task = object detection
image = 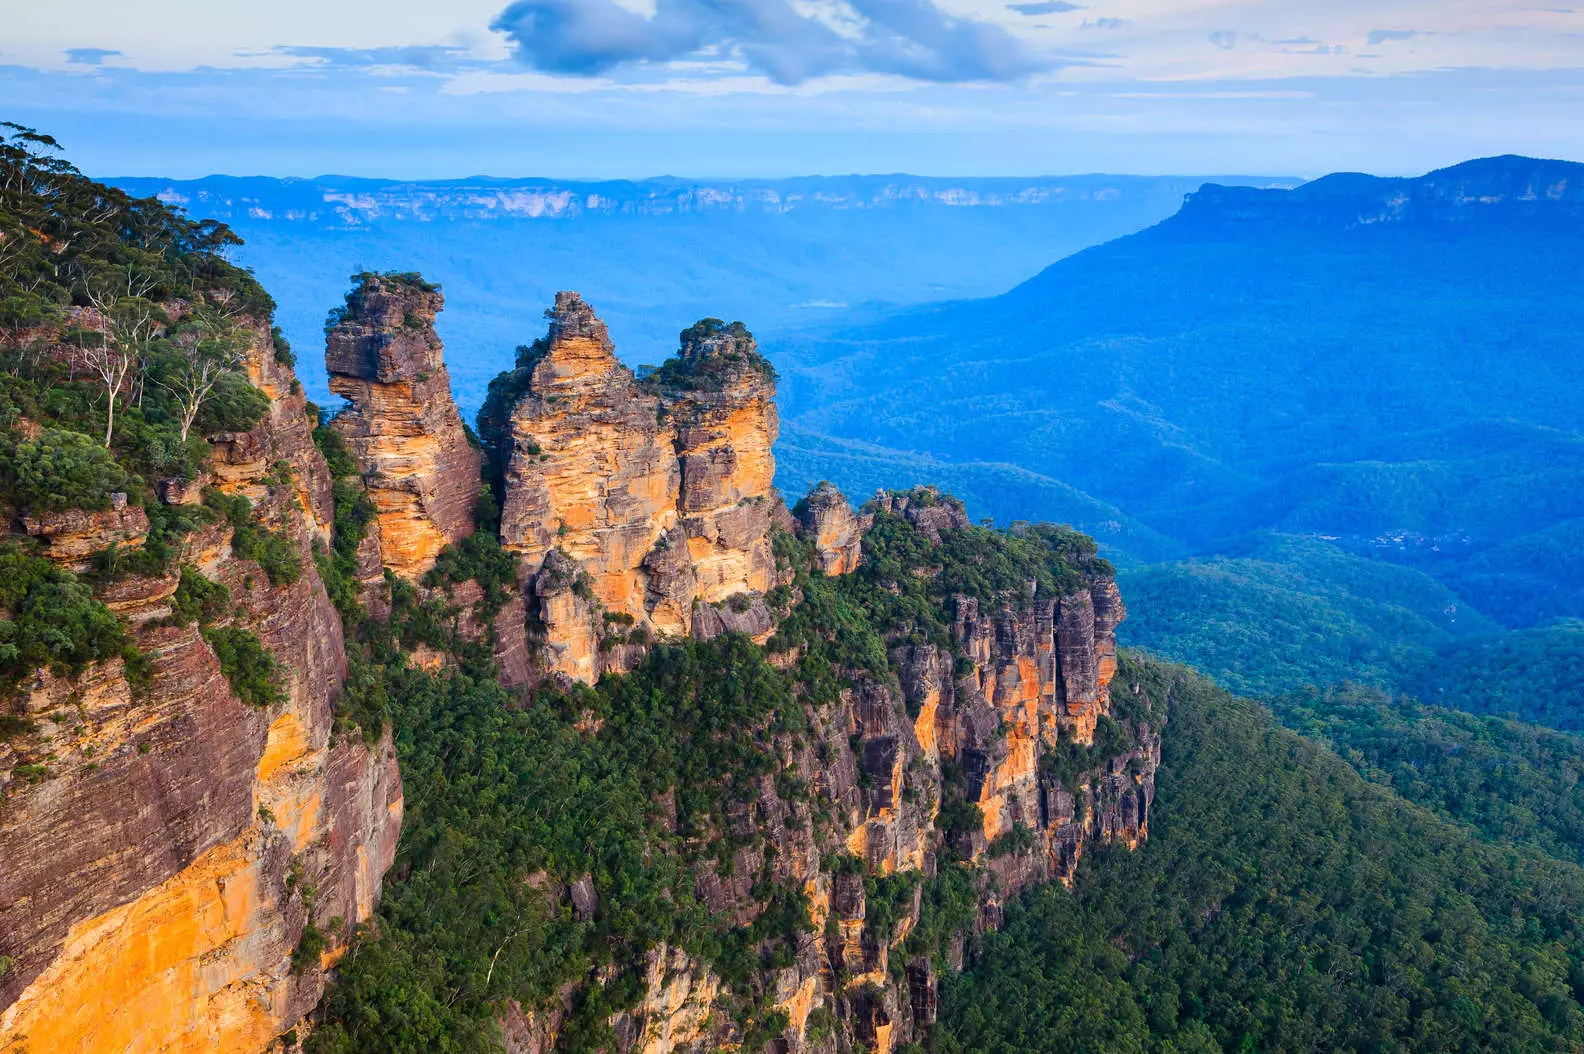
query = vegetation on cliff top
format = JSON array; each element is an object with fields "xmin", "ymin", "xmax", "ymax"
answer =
[{"xmin": 0, "ymin": 128, "xmax": 295, "ymax": 724}]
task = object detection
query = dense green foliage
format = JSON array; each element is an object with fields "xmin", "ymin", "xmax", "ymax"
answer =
[
  {"xmin": 1120, "ymin": 534, "xmax": 1584, "ymax": 733},
  {"xmin": 307, "ymin": 479, "xmax": 1116, "ymax": 1051},
  {"xmin": 932, "ymin": 657, "xmax": 1584, "ymax": 1053},
  {"xmin": 309, "ymin": 637, "xmax": 811, "ymax": 1053},
  {"xmin": 3, "ymin": 427, "xmax": 135, "ymax": 513},
  {"xmin": 207, "ymin": 490, "xmax": 302, "ymax": 588},
  {"xmin": 1119, "ymin": 534, "xmax": 1489, "ymax": 697},
  {"xmin": 1416, "ymin": 621, "xmax": 1584, "ymax": 731},
  {"xmin": 1271, "ymin": 684, "xmax": 1584, "ymax": 868},
  {"xmin": 202, "ymin": 625, "xmax": 284, "ymax": 708},
  {"xmin": 0, "ymin": 125, "xmax": 273, "ymax": 593},
  {"xmin": 0, "ymin": 124, "xmax": 269, "ymax": 332},
  {"xmin": 0, "ymin": 543, "xmax": 132, "ymax": 688},
  {"xmin": 168, "ymin": 565, "xmax": 231, "ymax": 627},
  {"xmin": 422, "ymin": 522, "xmax": 519, "ymax": 619}
]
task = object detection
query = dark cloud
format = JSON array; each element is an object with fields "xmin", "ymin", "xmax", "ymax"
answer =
[
  {"xmin": 1006, "ymin": 1, "xmax": 1083, "ymax": 14},
  {"xmin": 64, "ymin": 47, "xmax": 121, "ymax": 66},
  {"xmin": 271, "ymin": 45, "xmax": 478, "ymax": 70},
  {"xmin": 490, "ymin": 0, "xmax": 1056, "ymax": 84},
  {"xmin": 1367, "ymin": 29, "xmax": 1427, "ymax": 45}
]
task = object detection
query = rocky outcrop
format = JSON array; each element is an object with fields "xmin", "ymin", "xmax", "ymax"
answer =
[
  {"xmin": 498, "ymin": 293, "xmax": 687, "ymax": 640},
  {"xmin": 326, "ymin": 273, "xmax": 480, "ymax": 581},
  {"xmin": 523, "ymin": 488, "xmax": 1157, "ymax": 1054},
  {"xmin": 21, "ymin": 497, "xmax": 148, "ymax": 571},
  {"xmin": 0, "ymin": 313, "xmax": 402, "ymax": 1054},
  {"xmin": 490, "ymin": 296, "xmax": 783, "ymax": 682},
  {"xmin": 796, "ymin": 482, "xmax": 867, "ymax": 576},
  {"xmin": 649, "ymin": 319, "xmax": 780, "ymax": 603}
]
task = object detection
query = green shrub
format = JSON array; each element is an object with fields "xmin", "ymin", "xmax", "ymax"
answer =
[
  {"xmin": 170, "ymin": 566, "xmax": 230, "ymax": 626},
  {"xmin": 0, "ymin": 544, "xmax": 129, "ymax": 684},
  {"xmin": 292, "ymin": 919, "xmax": 327, "ymax": 975},
  {"xmin": 211, "ymin": 492, "xmax": 301, "ymax": 587},
  {"xmin": 271, "ymin": 325, "xmax": 295, "ymax": 367},
  {"xmin": 424, "ymin": 530, "xmax": 519, "ymax": 620},
  {"xmin": 202, "ymin": 625, "xmax": 283, "ymax": 707},
  {"xmin": 6, "ymin": 427, "xmax": 133, "ymax": 513},
  {"xmin": 192, "ymin": 371, "xmax": 270, "ymax": 437}
]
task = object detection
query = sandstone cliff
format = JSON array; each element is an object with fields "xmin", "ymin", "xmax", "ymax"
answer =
[
  {"xmin": 0, "ymin": 311, "xmax": 401, "ymax": 1054},
  {"xmin": 489, "ymin": 485, "xmax": 1158, "ymax": 1054},
  {"xmin": 486, "ymin": 295, "xmax": 783, "ymax": 682},
  {"xmin": 2, "ymin": 255, "xmax": 1155, "ymax": 1054},
  {"xmin": 325, "ymin": 272, "xmax": 480, "ymax": 582},
  {"xmin": 796, "ymin": 481, "xmax": 868, "ymax": 576}
]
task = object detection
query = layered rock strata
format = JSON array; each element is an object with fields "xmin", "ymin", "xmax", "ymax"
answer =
[
  {"xmin": 490, "ymin": 295, "xmax": 782, "ymax": 682},
  {"xmin": 325, "ymin": 273, "xmax": 480, "ymax": 582},
  {"xmin": 0, "ymin": 314, "xmax": 402, "ymax": 1053},
  {"xmin": 504, "ymin": 487, "xmax": 1158, "ymax": 1054}
]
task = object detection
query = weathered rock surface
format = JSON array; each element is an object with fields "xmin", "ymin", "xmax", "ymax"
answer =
[
  {"xmin": 21, "ymin": 498, "xmax": 148, "ymax": 571},
  {"xmin": 500, "ymin": 489, "xmax": 1157, "ymax": 1054},
  {"xmin": 498, "ymin": 293, "xmax": 686, "ymax": 641},
  {"xmin": 0, "ymin": 314, "xmax": 402, "ymax": 1054},
  {"xmin": 491, "ymin": 296, "xmax": 783, "ymax": 682},
  {"xmin": 650, "ymin": 319, "xmax": 780, "ymax": 603},
  {"xmin": 796, "ymin": 481, "xmax": 867, "ymax": 576},
  {"xmin": 326, "ymin": 273, "xmax": 480, "ymax": 581}
]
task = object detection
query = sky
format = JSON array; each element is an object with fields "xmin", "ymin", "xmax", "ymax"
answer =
[{"xmin": 3, "ymin": 0, "xmax": 1582, "ymax": 179}]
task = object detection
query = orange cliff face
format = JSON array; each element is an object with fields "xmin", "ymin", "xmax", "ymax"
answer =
[
  {"xmin": 652, "ymin": 319, "xmax": 780, "ymax": 603},
  {"xmin": 872, "ymin": 490, "xmax": 1152, "ymax": 888},
  {"xmin": 497, "ymin": 292, "xmax": 690, "ymax": 636},
  {"xmin": 796, "ymin": 481, "xmax": 869, "ymax": 577},
  {"xmin": 325, "ymin": 273, "xmax": 481, "ymax": 582},
  {"xmin": 489, "ymin": 295, "xmax": 784, "ymax": 683},
  {"xmin": 0, "ymin": 317, "xmax": 402, "ymax": 1054}
]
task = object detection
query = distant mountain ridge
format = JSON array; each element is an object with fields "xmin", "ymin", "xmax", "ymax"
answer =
[
  {"xmin": 772, "ymin": 154, "xmax": 1584, "ymax": 629},
  {"xmin": 1180, "ymin": 155, "xmax": 1584, "ymax": 230},
  {"xmin": 112, "ymin": 172, "xmax": 1296, "ymax": 226},
  {"xmin": 103, "ymin": 171, "xmax": 1292, "ymax": 416}
]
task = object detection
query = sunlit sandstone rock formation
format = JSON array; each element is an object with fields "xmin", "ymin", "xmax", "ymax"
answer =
[
  {"xmin": 486, "ymin": 294, "xmax": 782, "ymax": 682},
  {"xmin": 0, "ymin": 278, "xmax": 1153, "ymax": 1054},
  {"xmin": 325, "ymin": 272, "xmax": 480, "ymax": 582}
]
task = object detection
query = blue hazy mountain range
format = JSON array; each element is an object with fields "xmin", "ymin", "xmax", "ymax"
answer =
[
  {"xmin": 113, "ymin": 159, "xmax": 1584, "ymax": 706},
  {"xmin": 772, "ymin": 156, "xmax": 1584, "ymax": 634},
  {"xmin": 107, "ymin": 172, "xmax": 1292, "ymax": 414}
]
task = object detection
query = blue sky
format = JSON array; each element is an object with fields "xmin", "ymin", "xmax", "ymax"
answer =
[{"xmin": 5, "ymin": 0, "xmax": 1583, "ymax": 178}]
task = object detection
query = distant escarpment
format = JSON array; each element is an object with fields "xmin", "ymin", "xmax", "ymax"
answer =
[{"xmin": 1182, "ymin": 154, "xmax": 1584, "ymax": 231}]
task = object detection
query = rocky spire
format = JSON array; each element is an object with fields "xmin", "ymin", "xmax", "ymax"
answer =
[
  {"xmin": 324, "ymin": 272, "xmax": 480, "ymax": 582},
  {"xmin": 492, "ymin": 296, "xmax": 788, "ymax": 682}
]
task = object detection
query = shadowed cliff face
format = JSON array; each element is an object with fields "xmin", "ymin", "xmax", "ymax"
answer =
[
  {"xmin": 0, "ymin": 313, "xmax": 402, "ymax": 1054},
  {"xmin": 325, "ymin": 273, "xmax": 480, "ymax": 583}
]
